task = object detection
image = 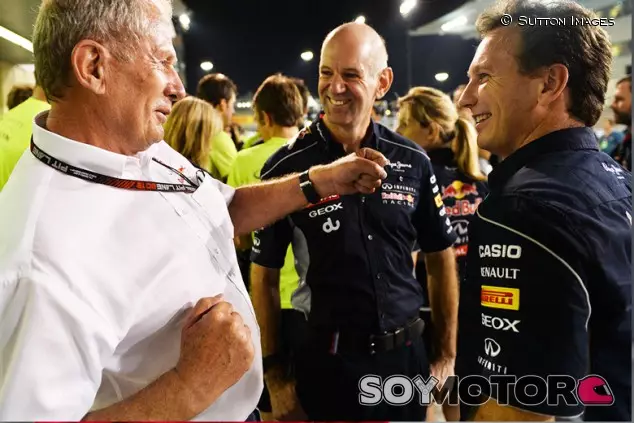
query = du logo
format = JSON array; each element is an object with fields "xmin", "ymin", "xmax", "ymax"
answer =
[{"xmin": 322, "ymin": 217, "xmax": 340, "ymax": 234}]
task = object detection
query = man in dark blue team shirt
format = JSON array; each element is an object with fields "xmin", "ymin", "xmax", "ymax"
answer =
[
  {"xmin": 251, "ymin": 22, "xmax": 459, "ymax": 421},
  {"xmin": 455, "ymin": 1, "xmax": 631, "ymax": 421}
]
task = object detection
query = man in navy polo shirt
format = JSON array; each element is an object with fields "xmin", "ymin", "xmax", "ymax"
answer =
[
  {"xmin": 251, "ymin": 22, "xmax": 459, "ymax": 421},
  {"xmin": 456, "ymin": 1, "xmax": 631, "ymax": 421}
]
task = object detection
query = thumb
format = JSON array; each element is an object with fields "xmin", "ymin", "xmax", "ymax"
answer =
[
  {"xmin": 358, "ymin": 147, "xmax": 389, "ymax": 167},
  {"xmin": 356, "ymin": 157, "xmax": 388, "ymax": 180},
  {"xmin": 183, "ymin": 294, "xmax": 224, "ymax": 329}
]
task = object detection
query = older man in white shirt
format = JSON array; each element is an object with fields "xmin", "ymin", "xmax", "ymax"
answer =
[{"xmin": 0, "ymin": 0, "xmax": 388, "ymax": 420}]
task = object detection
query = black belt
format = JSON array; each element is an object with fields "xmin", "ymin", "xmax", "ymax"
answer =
[{"xmin": 308, "ymin": 318, "xmax": 425, "ymax": 355}]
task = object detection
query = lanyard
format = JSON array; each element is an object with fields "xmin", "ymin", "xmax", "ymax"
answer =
[{"xmin": 30, "ymin": 138, "xmax": 202, "ymax": 193}]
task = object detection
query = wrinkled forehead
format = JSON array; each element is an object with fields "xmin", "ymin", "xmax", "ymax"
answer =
[
  {"xmin": 320, "ymin": 36, "xmax": 374, "ymax": 74},
  {"xmin": 146, "ymin": 20, "xmax": 177, "ymax": 54}
]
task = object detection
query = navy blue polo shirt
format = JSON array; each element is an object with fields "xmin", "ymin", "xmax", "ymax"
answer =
[
  {"xmin": 456, "ymin": 127, "xmax": 632, "ymax": 420},
  {"xmin": 415, "ymin": 148, "xmax": 489, "ymax": 308},
  {"xmin": 251, "ymin": 117, "xmax": 456, "ymax": 334}
]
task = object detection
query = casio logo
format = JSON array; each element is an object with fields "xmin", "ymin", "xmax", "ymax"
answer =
[
  {"xmin": 309, "ymin": 202, "xmax": 343, "ymax": 218},
  {"xmin": 479, "ymin": 244, "xmax": 522, "ymax": 259}
]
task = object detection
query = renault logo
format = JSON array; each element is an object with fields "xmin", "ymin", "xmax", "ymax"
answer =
[{"xmin": 484, "ymin": 338, "xmax": 501, "ymax": 357}]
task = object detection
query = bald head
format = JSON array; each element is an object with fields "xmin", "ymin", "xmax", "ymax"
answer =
[
  {"xmin": 321, "ymin": 23, "xmax": 388, "ymax": 76},
  {"xmin": 317, "ymin": 22, "xmax": 393, "ymax": 141}
]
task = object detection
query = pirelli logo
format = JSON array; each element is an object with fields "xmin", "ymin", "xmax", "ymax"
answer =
[{"xmin": 481, "ymin": 285, "xmax": 519, "ymax": 311}]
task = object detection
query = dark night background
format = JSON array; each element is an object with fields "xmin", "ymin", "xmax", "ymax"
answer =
[{"xmin": 180, "ymin": 0, "xmax": 478, "ymax": 99}]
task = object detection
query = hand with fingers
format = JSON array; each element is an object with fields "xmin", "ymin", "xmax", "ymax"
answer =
[
  {"xmin": 309, "ymin": 147, "xmax": 389, "ymax": 198},
  {"xmin": 174, "ymin": 295, "xmax": 255, "ymax": 412}
]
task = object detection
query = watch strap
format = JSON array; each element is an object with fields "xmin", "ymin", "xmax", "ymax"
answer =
[{"xmin": 299, "ymin": 170, "xmax": 322, "ymax": 204}]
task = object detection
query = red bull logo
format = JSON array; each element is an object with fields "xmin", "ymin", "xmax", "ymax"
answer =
[
  {"xmin": 382, "ymin": 192, "xmax": 414, "ymax": 204},
  {"xmin": 442, "ymin": 180, "xmax": 479, "ymax": 200}
]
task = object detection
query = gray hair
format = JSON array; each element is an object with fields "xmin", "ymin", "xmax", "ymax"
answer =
[{"xmin": 33, "ymin": 0, "xmax": 173, "ymax": 101}]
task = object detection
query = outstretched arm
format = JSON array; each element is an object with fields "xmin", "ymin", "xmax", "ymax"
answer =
[{"xmin": 229, "ymin": 148, "xmax": 388, "ymax": 236}]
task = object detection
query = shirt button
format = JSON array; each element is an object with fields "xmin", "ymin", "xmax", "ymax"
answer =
[
  {"xmin": 368, "ymin": 234, "xmax": 373, "ymax": 240},
  {"xmin": 361, "ymin": 197, "xmax": 366, "ymax": 203},
  {"xmin": 376, "ymin": 273, "xmax": 382, "ymax": 280}
]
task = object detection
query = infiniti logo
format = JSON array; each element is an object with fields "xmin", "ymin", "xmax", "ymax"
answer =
[
  {"xmin": 484, "ymin": 338, "xmax": 501, "ymax": 357},
  {"xmin": 452, "ymin": 219, "xmax": 469, "ymax": 236}
]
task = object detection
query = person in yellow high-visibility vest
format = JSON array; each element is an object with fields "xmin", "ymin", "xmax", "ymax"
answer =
[{"xmin": 227, "ymin": 73, "xmax": 309, "ymax": 421}]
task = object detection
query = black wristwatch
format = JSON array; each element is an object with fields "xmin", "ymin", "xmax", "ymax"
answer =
[{"xmin": 299, "ymin": 169, "xmax": 322, "ymax": 204}]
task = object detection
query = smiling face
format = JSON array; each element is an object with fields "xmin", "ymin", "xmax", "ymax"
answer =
[
  {"xmin": 318, "ymin": 24, "xmax": 392, "ymax": 136},
  {"xmin": 459, "ymin": 28, "xmax": 545, "ymax": 158},
  {"xmin": 318, "ymin": 40, "xmax": 377, "ymax": 130}
]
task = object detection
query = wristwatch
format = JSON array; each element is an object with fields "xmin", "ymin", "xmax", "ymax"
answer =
[{"xmin": 299, "ymin": 169, "xmax": 322, "ymax": 204}]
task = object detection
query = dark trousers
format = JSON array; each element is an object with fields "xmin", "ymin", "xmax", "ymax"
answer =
[
  {"xmin": 257, "ymin": 309, "xmax": 309, "ymax": 413},
  {"xmin": 295, "ymin": 334, "xmax": 430, "ymax": 421}
]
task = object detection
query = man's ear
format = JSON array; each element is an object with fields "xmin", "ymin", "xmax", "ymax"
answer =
[
  {"xmin": 255, "ymin": 110, "xmax": 269, "ymax": 127},
  {"xmin": 217, "ymin": 98, "xmax": 228, "ymax": 113},
  {"xmin": 539, "ymin": 63, "xmax": 569, "ymax": 107},
  {"xmin": 375, "ymin": 67, "xmax": 394, "ymax": 100},
  {"xmin": 70, "ymin": 40, "xmax": 110, "ymax": 95}
]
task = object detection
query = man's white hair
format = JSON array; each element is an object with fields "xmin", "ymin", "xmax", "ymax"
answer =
[{"xmin": 33, "ymin": 0, "xmax": 173, "ymax": 101}]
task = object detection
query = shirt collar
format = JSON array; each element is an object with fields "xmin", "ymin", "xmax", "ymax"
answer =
[
  {"xmin": 488, "ymin": 126, "xmax": 599, "ymax": 192},
  {"xmin": 314, "ymin": 114, "xmax": 380, "ymax": 156},
  {"xmin": 32, "ymin": 111, "xmax": 158, "ymax": 178}
]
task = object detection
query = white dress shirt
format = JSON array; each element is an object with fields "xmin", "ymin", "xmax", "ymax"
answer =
[{"xmin": 0, "ymin": 112, "xmax": 263, "ymax": 420}]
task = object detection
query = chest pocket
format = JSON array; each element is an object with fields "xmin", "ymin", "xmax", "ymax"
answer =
[
  {"xmin": 160, "ymin": 175, "xmax": 236, "ymax": 281},
  {"xmin": 190, "ymin": 175, "xmax": 236, "ymax": 279}
]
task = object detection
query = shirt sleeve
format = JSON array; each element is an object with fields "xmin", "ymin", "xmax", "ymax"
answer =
[
  {"xmin": 209, "ymin": 175, "xmax": 236, "ymax": 205},
  {"xmin": 459, "ymin": 196, "xmax": 591, "ymax": 418},
  {"xmin": 413, "ymin": 161, "xmax": 456, "ymax": 253},
  {"xmin": 0, "ymin": 274, "xmax": 113, "ymax": 420}
]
